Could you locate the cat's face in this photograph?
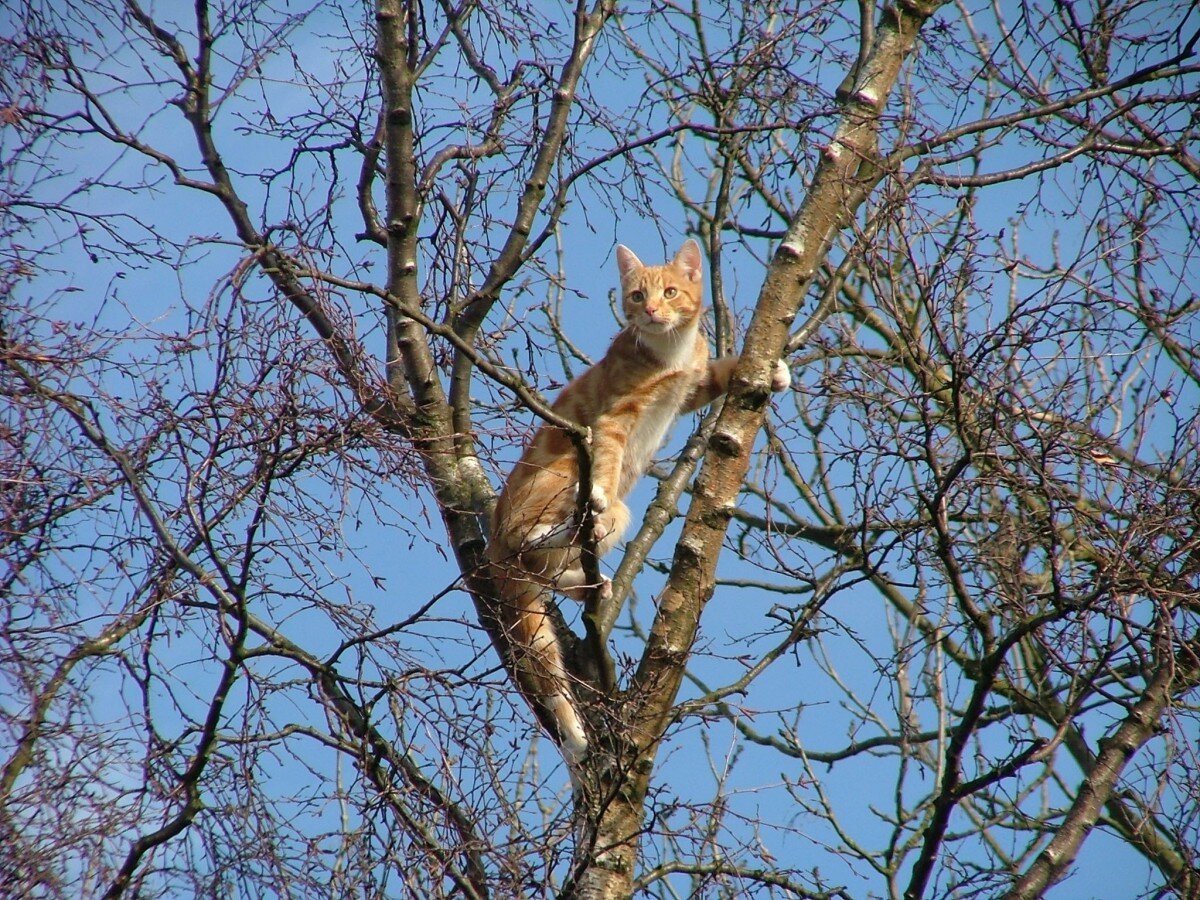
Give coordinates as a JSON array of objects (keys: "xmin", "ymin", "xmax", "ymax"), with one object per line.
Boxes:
[{"xmin": 615, "ymin": 240, "xmax": 704, "ymax": 334}]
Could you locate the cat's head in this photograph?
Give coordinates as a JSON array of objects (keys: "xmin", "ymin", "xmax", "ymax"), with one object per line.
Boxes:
[{"xmin": 615, "ymin": 239, "xmax": 704, "ymax": 334}]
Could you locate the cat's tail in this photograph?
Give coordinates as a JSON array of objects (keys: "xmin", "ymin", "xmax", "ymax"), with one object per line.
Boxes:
[{"xmin": 485, "ymin": 554, "xmax": 589, "ymax": 773}]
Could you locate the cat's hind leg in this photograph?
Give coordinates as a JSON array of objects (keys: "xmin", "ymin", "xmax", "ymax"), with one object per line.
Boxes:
[
  {"xmin": 552, "ymin": 564, "xmax": 613, "ymax": 603},
  {"xmin": 550, "ymin": 499, "xmax": 629, "ymax": 603},
  {"xmin": 522, "ymin": 519, "xmax": 576, "ymax": 550},
  {"xmin": 522, "ymin": 490, "xmax": 627, "ymax": 552}
]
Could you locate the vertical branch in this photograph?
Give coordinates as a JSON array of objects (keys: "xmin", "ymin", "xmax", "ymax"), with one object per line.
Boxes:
[
  {"xmin": 575, "ymin": 431, "xmax": 617, "ymax": 693},
  {"xmin": 102, "ymin": 597, "xmax": 249, "ymax": 900},
  {"xmin": 446, "ymin": 0, "xmax": 617, "ymax": 451},
  {"xmin": 376, "ymin": 0, "xmax": 448, "ymax": 426},
  {"xmin": 628, "ymin": 0, "xmax": 949, "ymax": 773}
]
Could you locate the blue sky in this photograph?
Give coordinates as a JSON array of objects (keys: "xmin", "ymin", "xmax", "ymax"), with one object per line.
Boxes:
[{"xmin": 5, "ymin": 0, "xmax": 1199, "ymax": 896}]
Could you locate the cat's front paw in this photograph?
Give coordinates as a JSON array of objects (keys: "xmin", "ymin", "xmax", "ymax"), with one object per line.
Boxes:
[
  {"xmin": 588, "ymin": 484, "xmax": 609, "ymax": 513},
  {"xmin": 771, "ymin": 358, "xmax": 792, "ymax": 393}
]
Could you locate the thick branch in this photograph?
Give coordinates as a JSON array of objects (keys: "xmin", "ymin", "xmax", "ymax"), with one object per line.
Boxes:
[{"xmin": 627, "ymin": 0, "xmax": 950, "ymax": 761}]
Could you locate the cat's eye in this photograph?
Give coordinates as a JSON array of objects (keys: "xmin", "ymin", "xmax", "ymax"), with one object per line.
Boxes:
[
  {"xmin": 629, "ymin": 290, "xmax": 645, "ymax": 304},
  {"xmin": 663, "ymin": 287, "xmax": 678, "ymax": 298}
]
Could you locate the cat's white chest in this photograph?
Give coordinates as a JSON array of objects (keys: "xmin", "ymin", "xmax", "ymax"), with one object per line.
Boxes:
[
  {"xmin": 614, "ymin": 322, "xmax": 704, "ymax": 494},
  {"xmin": 620, "ymin": 371, "xmax": 694, "ymax": 492}
]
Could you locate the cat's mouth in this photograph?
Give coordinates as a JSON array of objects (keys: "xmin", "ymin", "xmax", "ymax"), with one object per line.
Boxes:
[{"xmin": 638, "ymin": 313, "xmax": 677, "ymax": 332}]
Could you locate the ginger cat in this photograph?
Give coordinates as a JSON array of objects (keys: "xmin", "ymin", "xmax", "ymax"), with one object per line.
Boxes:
[{"xmin": 487, "ymin": 239, "xmax": 791, "ymax": 771}]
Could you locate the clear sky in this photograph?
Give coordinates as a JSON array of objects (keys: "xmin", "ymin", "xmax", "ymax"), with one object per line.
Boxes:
[{"xmin": 6, "ymin": 0, "xmax": 1199, "ymax": 896}]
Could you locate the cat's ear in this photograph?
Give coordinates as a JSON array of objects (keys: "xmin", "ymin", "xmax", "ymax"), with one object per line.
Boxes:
[
  {"xmin": 615, "ymin": 244, "xmax": 643, "ymax": 286},
  {"xmin": 673, "ymin": 239, "xmax": 703, "ymax": 283}
]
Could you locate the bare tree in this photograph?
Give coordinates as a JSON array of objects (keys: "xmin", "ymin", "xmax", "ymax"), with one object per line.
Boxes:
[{"xmin": 2, "ymin": 0, "xmax": 1198, "ymax": 897}]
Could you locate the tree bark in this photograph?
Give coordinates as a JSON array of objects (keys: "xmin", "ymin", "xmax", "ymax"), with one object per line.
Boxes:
[
  {"xmin": 571, "ymin": 2, "xmax": 950, "ymax": 895},
  {"xmin": 627, "ymin": 0, "xmax": 948, "ymax": 803}
]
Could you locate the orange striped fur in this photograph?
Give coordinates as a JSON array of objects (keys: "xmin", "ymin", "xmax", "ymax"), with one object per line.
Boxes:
[{"xmin": 487, "ymin": 239, "xmax": 790, "ymax": 771}]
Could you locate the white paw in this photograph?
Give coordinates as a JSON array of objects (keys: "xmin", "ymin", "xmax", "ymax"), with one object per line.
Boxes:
[
  {"xmin": 524, "ymin": 521, "xmax": 572, "ymax": 549},
  {"xmin": 597, "ymin": 575, "xmax": 613, "ymax": 601},
  {"xmin": 588, "ymin": 484, "xmax": 609, "ymax": 513},
  {"xmin": 771, "ymin": 358, "xmax": 792, "ymax": 393}
]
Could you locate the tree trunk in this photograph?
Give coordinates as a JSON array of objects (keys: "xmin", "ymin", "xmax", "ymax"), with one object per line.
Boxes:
[{"xmin": 568, "ymin": 776, "xmax": 647, "ymax": 899}]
